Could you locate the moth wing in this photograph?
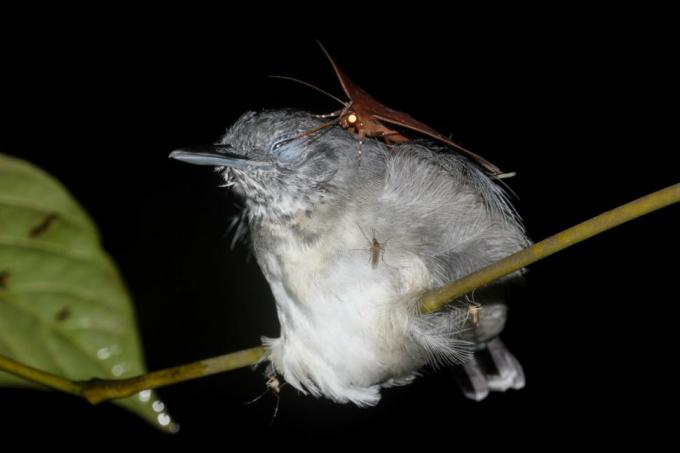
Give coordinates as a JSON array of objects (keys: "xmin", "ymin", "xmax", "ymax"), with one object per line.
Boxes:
[{"xmin": 373, "ymin": 112, "xmax": 502, "ymax": 175}]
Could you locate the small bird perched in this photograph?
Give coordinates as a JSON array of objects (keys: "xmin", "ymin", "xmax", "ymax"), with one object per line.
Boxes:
[{"xmin": 170, "ymin": 110, "xmax": 530, "ymax": 405}]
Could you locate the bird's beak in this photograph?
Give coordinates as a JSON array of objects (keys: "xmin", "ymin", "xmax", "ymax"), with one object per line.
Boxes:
[{"xmin": 169, "ymin": 146, "xmax": 273, "ymax": 171}]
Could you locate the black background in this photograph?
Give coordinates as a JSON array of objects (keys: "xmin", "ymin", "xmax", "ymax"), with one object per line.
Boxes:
[{"xmin": 1, "ymin": 18, "xmax": 678, "ymax": 447}]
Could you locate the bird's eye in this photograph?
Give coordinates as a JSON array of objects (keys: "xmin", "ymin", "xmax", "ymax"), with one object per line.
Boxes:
[
  {"xmin": 271, "ymin": 134, "xmax": 297, "ymax": 152},
  {"xmin": 270, "ymin": 133, "xmax": 304, "ymax": 163}
]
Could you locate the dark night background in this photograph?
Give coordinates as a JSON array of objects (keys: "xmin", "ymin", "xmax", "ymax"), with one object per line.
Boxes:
[{"xmin": 0, "ymin": 19, "xmax": 678, "ymax": 447}]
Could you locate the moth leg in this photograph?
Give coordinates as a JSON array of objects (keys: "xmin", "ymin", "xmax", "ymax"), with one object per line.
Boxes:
[
  {"xmin": 314, "ymin": 108, "xmax": 345, "ymax": 119},
  {"xmin": 495, "ymin": 172, "xmax": 517, "ymax": 180},
  {"xmin": 356, "ymin": 128, "xmax": 367, "ymax": 162},
  {"xmin": 382, "ymin": 130, "xmax": 409, "ymax": 145}
]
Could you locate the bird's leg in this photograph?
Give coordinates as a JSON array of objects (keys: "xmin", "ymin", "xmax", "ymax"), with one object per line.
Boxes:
[
  {"xmin": 485, "ymin": 338, "xmax": 525, "ymax": 391},
  {"xmin": 454, "ymin": 359, "xmax": 490, "ymax": 401}
]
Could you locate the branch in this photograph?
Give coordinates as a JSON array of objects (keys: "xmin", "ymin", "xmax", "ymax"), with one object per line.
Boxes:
[
  {"xmin": 80, "ymin": 346, "xmax": 265, "ymax": 404},
  {"xmin": 1, "ymin": 183, "xmax": 678, "ymax": 404},
  {"xmin": 420, "ymin": 182, "xmax": 680, "ymax": 313},
  {"xmin": 0, "ymin": 346, "xmax": 265, "ymax": 405}
]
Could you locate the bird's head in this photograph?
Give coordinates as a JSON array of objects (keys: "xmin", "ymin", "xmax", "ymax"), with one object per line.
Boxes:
[{"xmin": 170, "ymin": 110, "xmax": 360, "ymax": 221}]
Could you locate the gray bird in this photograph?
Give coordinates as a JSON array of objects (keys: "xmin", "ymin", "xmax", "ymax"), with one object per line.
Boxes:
[{"xmin": 170, "ymin": 110, "xmax": 530, "ymax": 405}]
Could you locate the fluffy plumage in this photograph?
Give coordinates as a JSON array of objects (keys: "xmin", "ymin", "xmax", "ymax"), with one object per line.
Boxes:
[{"xmin": 214, "ymin": 110, "xmax": 529, "ymax": 405}]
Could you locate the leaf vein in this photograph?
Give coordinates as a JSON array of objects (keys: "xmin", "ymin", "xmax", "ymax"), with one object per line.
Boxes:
[{"xmin": 0, "ymin": 235, "xmax": 114, "ymax": 274}]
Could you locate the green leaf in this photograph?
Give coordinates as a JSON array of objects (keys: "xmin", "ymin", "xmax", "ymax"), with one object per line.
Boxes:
[{"xmin": 0, "ymin": 153, "xmax": 177, "ymax": 433}]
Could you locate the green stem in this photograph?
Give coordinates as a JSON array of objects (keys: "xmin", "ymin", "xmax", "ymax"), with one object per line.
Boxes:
[
  {"xmin": 0, "ymin": 183, "xmax": 678, "ymax": 404},
  {"xmin": 0, "ymin": 353, "xmax": 82, "ymax": 396},
  {"xmin": 420, "ymin": 182, "xmax": 680, "ymax": 313},
  {"xmin": 80, "ymin": 346, "xmax": 265, "ymax": 404},
  {"xmin": 1, "ymin": 347, "xmax": 266, "ymax": 404}
]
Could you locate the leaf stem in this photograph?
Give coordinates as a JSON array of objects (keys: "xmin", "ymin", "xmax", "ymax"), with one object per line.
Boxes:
[
  {"xmin": 0, "ymin": 354, "xmax": 82, "ymax": 396},
  {"xmin": 0, "ymin": 183, "xmax": 678, "ymax": 404}
]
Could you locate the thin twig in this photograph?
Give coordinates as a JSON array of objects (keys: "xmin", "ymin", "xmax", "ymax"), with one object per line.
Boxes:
[
  {"xmin": 1, "ymin": 347, "xmax": 265, "ymax": 405},
  {"xmin": 80, "ymin": 346, "xmax": 266, "ymax": 404},
  {"xmin": 0, "ymin": 354, "xmax": 83, "ymax": 396},
  {"xmin": 420, "ymin": 182, "xmax": 680, "ymax": 313},
  {"xmin": 0, "ymin": 183, "xmax": 678, "ymax": 404}
]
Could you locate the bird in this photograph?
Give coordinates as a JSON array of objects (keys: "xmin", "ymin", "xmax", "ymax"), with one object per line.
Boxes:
[{"xmin": 169, "ymin": 109, "xmax": 530, "ymax": 405}]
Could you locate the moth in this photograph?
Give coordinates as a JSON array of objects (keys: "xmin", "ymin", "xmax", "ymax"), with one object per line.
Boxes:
[{"xmin": 274, "ymin": 42, "xmax": 503, "ymax": 176}]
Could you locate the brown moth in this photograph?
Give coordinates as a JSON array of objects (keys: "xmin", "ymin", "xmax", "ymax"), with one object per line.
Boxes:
[{"xmin": 275, "ymin": 42, "xmax": 503, "ymax": 175}]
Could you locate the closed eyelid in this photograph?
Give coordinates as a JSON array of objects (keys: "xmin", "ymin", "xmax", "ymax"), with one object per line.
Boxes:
[{"xmin": 272, "ymin": 133, "xmax": 302, "ymax": 151}]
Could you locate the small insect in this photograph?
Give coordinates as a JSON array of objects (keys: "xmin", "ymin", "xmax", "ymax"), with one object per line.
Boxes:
[
  {"xmin": 0, "ymin": 270, "xmax": 9, "ymax": 289},
  {"xmin": 369, "ymin": 237, "xmax": 384, "ymax": 270},
  {"xmin": 29, "ymin": 213, "xmax": 58, "ymax": 238},
  {"xmin": 55, "ymin": 306, "xmax": 71, "ymax": 322},
  {"xmin": 245, "ymin": 373, "xmax": 284, "ymax": 422},
  {"xmin": 272, "ymin": 42, "xmax": 503, "ymax": 175},
  {"xmin": 467, "ymin": 301, "xmax": 482, "ymax": 327},
  {"xmin": 353, "ymin": 225, "xmax": 388, "ymax": 269}
]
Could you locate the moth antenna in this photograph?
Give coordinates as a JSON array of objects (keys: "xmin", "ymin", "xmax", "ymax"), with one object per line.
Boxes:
[
  {"xmin": 269, "ymin": 75, "xmax": 347, "ymax": 107},
  {"xmin": 296, "ymin": 119, "xmax": 338, "ymax": 139},
  {"xmin": 315, "ymin": 40, "xmax": 353, "ymax": 99}
]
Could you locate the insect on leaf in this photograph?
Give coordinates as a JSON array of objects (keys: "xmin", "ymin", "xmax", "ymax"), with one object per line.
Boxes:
[{"xmin": 0, "ymin": 153, "xmax": 177, "ymax": 433}]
